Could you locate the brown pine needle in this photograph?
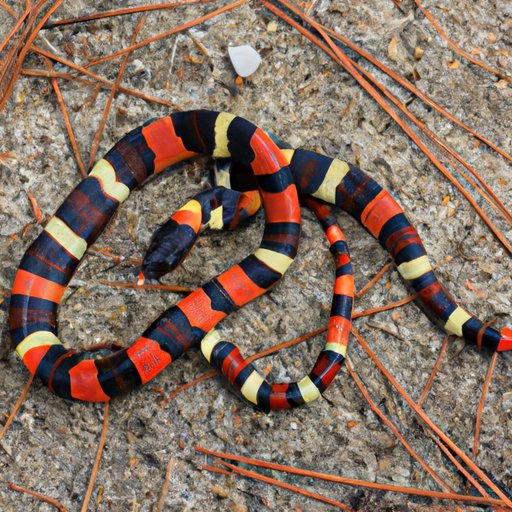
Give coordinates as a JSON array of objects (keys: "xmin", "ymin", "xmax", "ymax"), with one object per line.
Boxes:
[
  {"xmin": 0, "ymin": 374, "xmax": 34, "ymax": 441},
  {"xmin": 1, "ymin": 0, "xmax": 45, "ymax": 106},
  {"xmin": 245, "ymin": 326, "xmax": 327, "ymax": 364},
  {"xmin": 195, "ymin": 446, "xmax": 508, "ymax": 508},
  {"xmin": 88, "ymin": 15, "xmax": 146, "ymax": 169},
  {"xmin": 417, "ymin": 335, "xmax": 450, "ymax": 408},
  {"xmin": 318, "ymin": 23, "xmax": 512, "ymax": 163},
  {"xmin": 197, "ymin": 463, "xmax": 231, "ymax": 476},
  {"xmin": 0, "ymin": 0, "xmax": 63, "ymax": 112},
  {"xmin": 153, "ymin": 457, "xmax": 176, "ymax": 512},
  {"xmin": 304, "ymin": 0, "xmax": 319, "ymax": 15},
  {"xmin": 423, "ymin": 427, "xmax": 491, "ymax": 499},
  {"xmin": 356, "ymin": 261, "xmax": 393, "ymax": 298},
  {"xmin": 42, "ymin": 57, "xmax": 87, "ymax": 177},
  {"xmin": 353, "ymin": 295, "xmax": 416, "ymax": 318},
  {"xmin": 81, "ymin": 403, "xmax": 109, "ymax": 512},
  {"xmin": 214, "ymin": 458, "xmax": 352, "ymax": 511},
  {"xmin": 83, "ymin": 0, "xmax": 246, "ymax": 69},
  {"xmin": 25, "ymin": 190, "xmax": 43, "ymax": 224},
  {"xmin": 44, "ymin": 0, "xmax": 218, "ymax": 28},
  {"xmin": 28, "ymin": 48, "xmax": 181, "ymax": 109},
  {"xmin": 161, "ymin": 370, "xmax": 216, "ymax": 406},
  {"xmin": 277, "ymin": 4, "xmax": 512, "ymax": 230},
  {"xmin": 346, "ymin": 359, "xmax": 454, "ymax": 493},
  {"xmin": 414, "ymin": 0, "xmax": 511, "ymax": 83},
  {"xmin": 0, "ymin": 3, "xmax": 31, "ymax": 54},
  {"xmin": 350, "ymin": 327, "xmax": 512, "ymax": 508},
  {"xmin": 88, "ymin": 246, "xmax": 142, "ymax": 266},
  {"xmin": 473, "ymin": 351, "xmax": 498, "ymax": 458},
  {"xmin": 92, "ymin": 279, "xmax": 192, "ymax": 293},
  {"xmin": 8, "ymin": 483, "xmax": 68, "ymax": 512},
  {"xmin": 265, "ymin": 0, "xmax": 512, "ymax": 254},
  {"xmin": 0, "ymin": 0, "xmax": 17, "ymax": 17},
  {"xmin": 21, "ymin": 69, "xmax": 100, "ymax": 87},
  {"xmin": 345, "ymin": 54, "xmax": 512, "ymax": 227},
  {"xmin": 391, "ymin": 0, "xmax": 406, "ymax": 14}
]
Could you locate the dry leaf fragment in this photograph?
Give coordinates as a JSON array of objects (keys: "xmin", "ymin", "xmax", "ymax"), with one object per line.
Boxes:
[
  {"xmin": 447, "ymin": 60, "xmax": 460, "ymax": 69},
  {"xmin": 465, "ymin": 281, "xmax": 488, "ymax": 298},
  {"xmin": 388, "ymin": 36, "xmax": 400, "ymax": 61},
  {"xmin": 26, "ymin": 191, "xmax": 42, "ymax": 224},
  {"xmin": 184, "ymin": 55, "xmax": 202, "ymax": 64},
  {"xmin": 0, "ymin": 151, "xmax": 15, "ymax": 161},
  {"xmin": 191, "ymin": 36, "xmax": 209, "ymax": 56},
  {"xmin": 96, "ymin": 485, "xmax": 104, "ymax": 507},
  {"xmin": 414, "ymin": 46, "xmax": 424, "ymax": 60},
  {"xmin": 211, "ymin": 486, "xmax": 230, "ymax": 499}
]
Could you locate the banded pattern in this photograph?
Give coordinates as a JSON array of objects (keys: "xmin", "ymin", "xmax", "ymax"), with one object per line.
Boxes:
[
  {"xmin": 200, "ymin": 198, "xmax": 353, "ymax": 412},
  {"xmin": 10, "ymin": 111, "xmax": 301, "ymax": 401},
  {"xmin": 143, "ymin": 186, "xmax": 353, "ymax": 411},
  {"xmin": 141, "ymin": 187, "xmax": 261, "ymax": 282},
  {"xmin": 225, "ymin": 148, "xmax": 512, "ymax": 353},
  {"xmin": 142, "ymin": 144, "xmax": 511, "ymax": 408}
]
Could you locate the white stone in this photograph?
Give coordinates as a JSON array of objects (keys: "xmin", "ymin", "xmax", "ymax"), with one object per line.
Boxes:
[{"xmin": 228, "ymin": 45, "xmax": 262, "ymax": 77}]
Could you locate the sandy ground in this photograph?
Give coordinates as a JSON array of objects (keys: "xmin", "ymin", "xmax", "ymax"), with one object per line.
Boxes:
[{"xmin": 0, "ymin": 0, "xmax": 511, "ymax": 510}]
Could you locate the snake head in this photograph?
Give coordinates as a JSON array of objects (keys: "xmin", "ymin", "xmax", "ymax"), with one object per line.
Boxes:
[
  {"xmin": 498, "ymin": 327, "xmax": 512, "ymax": 351},
  {"xmin": 141, "ymin": 219, "xmax": 198, "ymax": 281}
]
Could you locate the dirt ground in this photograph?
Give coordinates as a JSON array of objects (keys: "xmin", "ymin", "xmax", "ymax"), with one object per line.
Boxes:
[{"xmin": 0, "ymin": 0, "xmax": 511, "ymax": 510}]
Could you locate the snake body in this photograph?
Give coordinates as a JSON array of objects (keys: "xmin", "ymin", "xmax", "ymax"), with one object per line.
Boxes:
[
  {"xmin": 9, "ymin": 111, "xmax": 300, "ymax": 401},
  {"xmin": 10, "ymin": 112, "xmax": 511, "ymax": 407},
  {"xmin": 143, "ymin": 145, "xmax": 512, "ymax": 410},
  {"xmin": 142, "ymin": 190, "xmax": 354, "ymax": 412},
  {"xmin": 211, "ymin": 147, "xmax": 512, "ymax": 353}
]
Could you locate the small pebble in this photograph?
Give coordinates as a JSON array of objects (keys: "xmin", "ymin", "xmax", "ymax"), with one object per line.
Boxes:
[
  {"xmin": 267, "ymin": 21, "xmax": 278, "ymax": 32},
  {"xmin": 228, "ymin": 45, "xmax": 262, "ymax": 77},
  {"xmin": 211, "ymin": 486, "xmax": 230, "ymax": 499},
  {"xmin": 414, "ymin": 46, "xmax": 424, "ymax": 60},
  {"xmin": 502, "ymin": 391, "xmax": 512, "ymax": 412},
  {"xmin": 129, "ymin": 59, "xmax": 145, "ymax": 75}
]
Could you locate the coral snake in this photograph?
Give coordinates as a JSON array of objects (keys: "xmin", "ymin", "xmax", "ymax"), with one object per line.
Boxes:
[{"xmin": 9, "ymin": 110, "xmax": 512, "ymax": 410}]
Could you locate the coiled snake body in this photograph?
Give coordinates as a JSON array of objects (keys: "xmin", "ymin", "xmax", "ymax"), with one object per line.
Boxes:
[{"xmin": 9, "ymin": 110, "xmax": 512, "ymax": 410}]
